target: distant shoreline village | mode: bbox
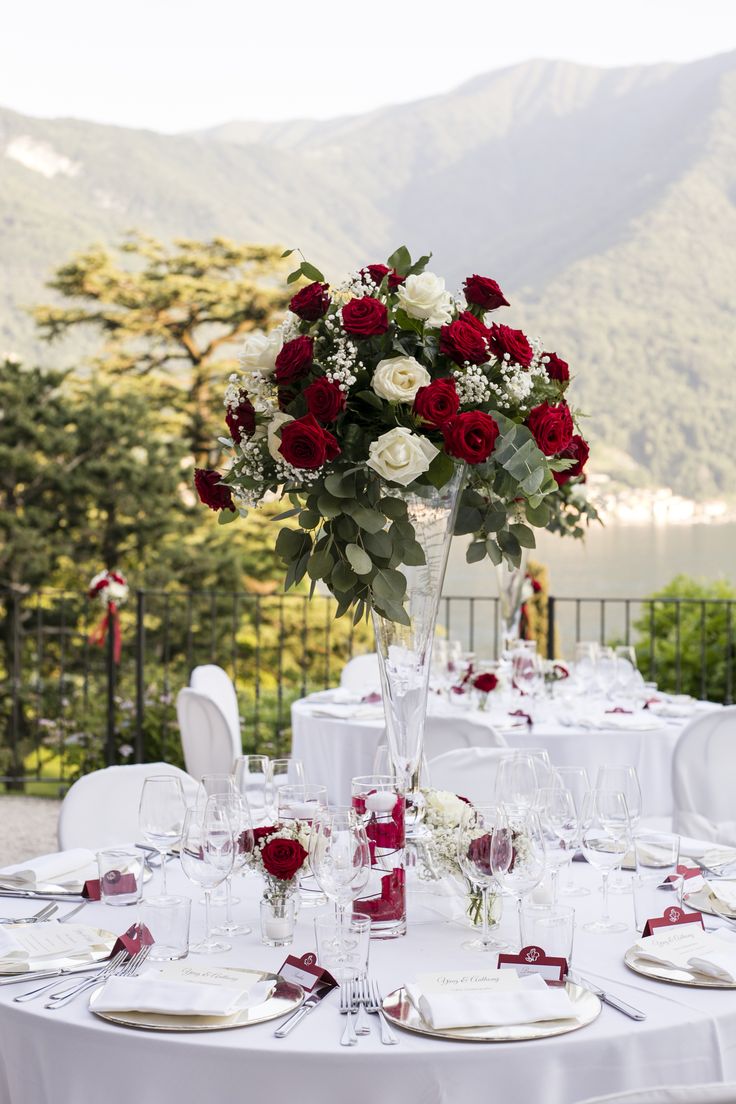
[589,474,733,526]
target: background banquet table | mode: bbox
[290,696,688,815]
[1,858,736,1104]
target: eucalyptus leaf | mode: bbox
[466,540,487,564]
[217,509,237,526]
[426,450,455,490]
[307,549,334,580]
[363,529,393,558]
[510,522,537,549]
[346,543,373,576]
[485,538,503,565]
[379,496,408,520]
[300,261,325,282]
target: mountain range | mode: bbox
[1,50,735,499]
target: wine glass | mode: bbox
[517,748,558,790]
[573,642,598,692]
[614,645,642,700]
[535,787,578,905]
[266,758,305,816]
[512,650,544,698]
[555,766,591,897]
[495,753,538,808]
[492,805,547,949]
[596,765,642,892]
[456,803,509,952]
[198,773,236,803]
[308,808,371,923]
[180,798,235,953]
[138,775,187,895]
[580,789,631,933]
[594,647,619,698]
[276,784,328,822]
[233,755,269,827]
[207,791,254,937]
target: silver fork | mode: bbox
[46,946,151,1009]
[353,975,371,1036]
[365,979,398,1045]
[339,982,358,1046]
[15,950,127,1004]
[0,902,58,925]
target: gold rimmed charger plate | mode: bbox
[624,948,736,989]
[381,981,601,1043]
[88,969,304,1032]
[0,926,117,979]
[685,886,736,921]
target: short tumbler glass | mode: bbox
[138,895,191,960]
[314,911,371,982]
[97,847,145,906]
[519,903,575,966]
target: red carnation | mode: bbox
[289,281,331,321]
[463,275,509,311]
[305,377,346,423]
[194,469,235,512]
[473,672,499,694]
[260,837,307,882]
[275,335,314,386]
[225,397,256,442]
[487,323,533,368]
[279,414,340,470]
[439,317,489,366]
[443,411,500,464]
[413,377,459,427]
[553,434,590,485]
[527,402,574,456]
[543,352,570,383]
[341,296,389,336]
[362,264,405,291]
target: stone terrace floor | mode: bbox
[0,797,61,865]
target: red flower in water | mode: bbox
[413,377,459,427]
[527,402,574,456]
[275,335,314,386]
[225,397,256,441]
[279,414,340,470]
[553,434,590,485]
[304,376,346,423]
[439,316,488,365]
[194,469,235,512]
[467,833,493,876]
[289,281,331,321]
[443,411,500,464]
[463,274,509,311]
[260,837,307,881]
[543,351,570,383]
[341,296,389,336]
[473,672,498,694]
[362,264,405,291]
[487,323,533,368]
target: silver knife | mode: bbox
[274,984,334,1038]
[571,972,647,1021]
[0,889,86,902]
[0,960,111,987]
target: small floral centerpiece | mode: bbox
[87,569,128,663]
[252,822,309,946]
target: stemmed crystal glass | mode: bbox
[266,758,305,817]
[535,787,578,905]
[492,805,547,950]
[233,755,269,827]
[197,773,238,904]
[207,791,254,937]
[555,766,591,897]
[138,775,187,895]
[596,765,642,892]
[580,788,631,933]
[456,803,509,952]
[495,754,538,808]
[180,798,235,953]
[308,808,371,924]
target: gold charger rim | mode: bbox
[623,946,736,989]
[0,926,118,979]
[88,969,304,1032]
[685,886,736,921]
[380,981,601,1043]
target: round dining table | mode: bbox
[1,857,735,1104]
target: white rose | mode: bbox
[266,412,294,462]
[371,356,431,403]
[396,272,454,327]
[366,427,438,487]
[241,329,283,377]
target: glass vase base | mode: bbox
[189,937,232,954]
[366,920,407,940]
[582,919,627,934]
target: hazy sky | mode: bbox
[2,0,735,131]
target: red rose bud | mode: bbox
[194,469,235,512]
[274,335,314,386]
[543,351,570,383]
[279,414,340,470]
[553,434,590,485]
[473,672,499,693]
[362,264,405,290]
[260,837,308,881]
[413,377,459,427]
[463,274,509,311]
[443,411,500,464]
[304,376,346,423]
[225,397,256,441]
[457,310,490,337]
[289,281,331,321]
[439,317,488,366]
[341,296,389,336]
[527,401,574,457]
[487,323,533,368]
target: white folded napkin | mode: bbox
[632,927,736,981]
[304,688,364,705]
[0,922,110,973]
[405,970,575,1030]
[0,849,97,892]
[705,880,736,914]
[90,974,272,1017]
[305,703,384,719]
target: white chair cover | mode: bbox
[422,713,508,762]
[427,747,513,804]
[577,1084,736,1103]
[177,689,240,781]
[340,653,380,690]
[672,707,736,844]
[190,664,242,754]
[58,763,197,850]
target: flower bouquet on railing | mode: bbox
[87,569,128,664]
[252,823,309,947]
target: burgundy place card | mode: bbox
[664,864,702,887]
[497,945,567,983]
[82,873,138,901]
[112,922,155,956]
[277,951,337,992]
[642,906,704,938]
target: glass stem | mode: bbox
[516,894,522,950]
[225,878,234,925]
[204,888,212,944]
[481,886,490,947]
[159,849,168,895]
[601,870,610,924]
[550,868,559,907]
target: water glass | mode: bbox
[308,808,371,922]
[97,847,145,906]
[580,789,630,933]
[456,802,508,952]
[314,912,371,982]
[632,831,681,931]
[535,788,577,904]
[180,799,235,954]
[596,765,642,892]
[138,775,187,895]
[266,758,305,816]
[260,895,297,947]
[233,755,269,826]
[277,784,328,822]
[495,754,538,808]
[138,895,191,960]
[493,805,547,949]
[520,904,575,965]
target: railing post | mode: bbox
[135,590,145,763]
[547,596,556,660]
[105,606,116,766]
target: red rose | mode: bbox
[439,317,489,366]
[362,264,405,291]
[473,672,498,694]
[341,296,389,336]
[443,411,500,464]
[289,281,331,321]
[253,825,277,845]
[527,402,574,456]
[194,469,235,512]
[487,323,533,368]
[304,377,346,423]
[413,377,459,427]
[260,836,307,881]
[463,275,509,311]
[467,833,493,875]
[553,434,590,485]
[279,414,340,470]
[543,351,570,383]
[225,397,256,441]
[278,386,296,411]
[275,335,314,386]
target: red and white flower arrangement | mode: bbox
[87,569,128,663]
[251,821,309,904]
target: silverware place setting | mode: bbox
[0,902,59,925]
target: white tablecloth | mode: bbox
[291,697,686,815]
[1,859,736,1104]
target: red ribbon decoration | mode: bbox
[88,601,122,663]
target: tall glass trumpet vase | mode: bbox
[495,546,530,650]
[372,465,465,838]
